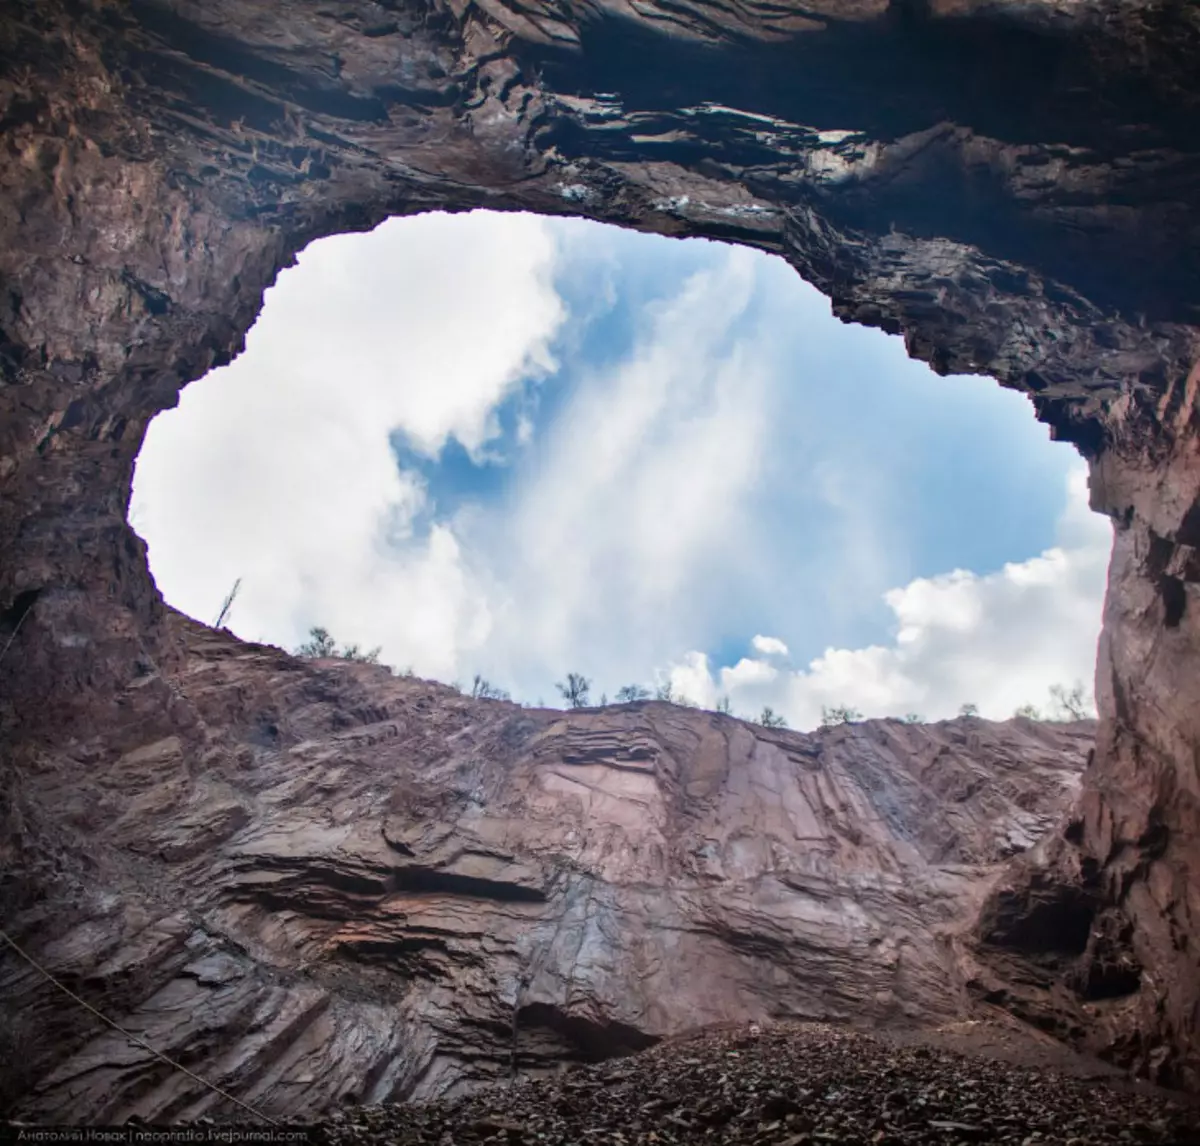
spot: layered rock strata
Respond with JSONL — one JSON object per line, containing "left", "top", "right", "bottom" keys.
{"left": 0, "top": 0, "right": 1198, "bottom": 1101}
{"left": 2, "top": 617, "right": 1092, "bottom": 1120}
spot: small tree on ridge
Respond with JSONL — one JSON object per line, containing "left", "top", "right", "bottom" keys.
{"left": 821, "top": 705, "right": 862, "bottom": 727}
{"left": 616, "top": 684, "right": 651, "bottom": 703}
{"left": 556, "top": 672, "right": 592, "bottom": 709}
{"left": 1049, "top": 682, "right": 1090, "bottom": 721}
{"left": 759, "top": 706, "right": 787, "bottom": 729}
{"left": 295, "top": 626, "right": 381, "bottom": 664}
{"left": 470, "top": 674, "right": 511, "bottom": 701}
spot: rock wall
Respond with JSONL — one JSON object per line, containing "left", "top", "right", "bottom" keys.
{"left": 1, "top": 0, "right": 1198, "bottom": 1109}
{"left": 966, "top": 409, "right": 1200, "bottom": 1086}
{"left": 3, "top": 616, "right": 1093, "bottom": 1120}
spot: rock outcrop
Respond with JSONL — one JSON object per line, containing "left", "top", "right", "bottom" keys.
{"left": 1, "top": 0, "right": 1199, "bottom": 1107}
{"left": 2, "top": 616, "right": 1094, "bottom": 1120}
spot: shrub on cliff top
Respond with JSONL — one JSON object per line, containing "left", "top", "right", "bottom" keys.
{"left": 556, "top": 672, "right": 592, "bottom": 708}
{"left": 295, "top": 625, "right": 381, "bottom": 664}
{"left": 820, "top": 705, "right": 862, "bottom": 726}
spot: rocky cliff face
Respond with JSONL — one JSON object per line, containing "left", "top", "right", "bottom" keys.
{"left": 2, "top": 616, "right": 1093, "bottom": 1120}
{"left": 1, "top": 0, "right": 1198, "bottom": 1108}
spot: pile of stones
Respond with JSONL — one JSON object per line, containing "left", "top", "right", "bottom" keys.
{"left": 311, "top": 1022, "right": 1199, "bottom": 1145}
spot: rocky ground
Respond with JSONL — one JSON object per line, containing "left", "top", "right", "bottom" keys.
{"left": 312, "top": 1022, "right": 1200, "bottom": 1146}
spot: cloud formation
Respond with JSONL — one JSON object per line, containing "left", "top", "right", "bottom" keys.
{"left": 474, "top": 244, "right": 772, "bottom": 690}
{"left": 664, "top": 465, "right": 1110, "bottom": 727}
{"left": 130, "top": 211, "right": 563, "bottom": 677}
{"left": 130, "top": 210, "right": 1108, "bottom": 720}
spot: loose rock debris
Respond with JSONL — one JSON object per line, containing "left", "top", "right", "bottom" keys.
{"left": 313, "top": 1023, "right": 1199, "bottom": 1145}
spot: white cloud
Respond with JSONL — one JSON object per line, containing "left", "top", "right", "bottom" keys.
{"left": 131, "top": 216, "right": 774, "bottom": 690}
{"left": 130, "top": 211, "right": 1107, "bottom": 719}
{"left": 750, "top": 635, "right": 790, "bottom": 658}
{"left": 478, "top": 245, "right": 772, "bottom": 687}
{"left": 663, "top": 651, "right": 721, "bottom": 707}
{"left": 667, "top": 465, "right": 1110, "bottom": 729}
{"left": 130, "top": 211, "right": 564, "bottom": 665}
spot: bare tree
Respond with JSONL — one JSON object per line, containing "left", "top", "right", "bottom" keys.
{"left": 295, "top": 626, "right": 380, "bottom": 663}
{"left": 339, "top": 643, "right": 382, "bottom": 664}
{"left": 821, "top": 705, "right": 862, "bottom": 726}
{"left": 556, "top": 672, "right": 592, "bottom": 708}
{"left": 654, "top": 681, "right": 676, "bottom": 703}
{"left": 296, "top": 626, "right": 337, "bottom": 658}
{"left": 759, "top": 706, "right": 788, "bottom": 728}
{"left": 716, "top": 696, "right": 733, "bottom": 715}
{"left": 1048, "top": 682, "right": 1090, "bottom": 720}
{"left": 470, "top": 674, "right": 511, "bottom": 701}
{"left": 1014, "top": 703, "right": 1041, "bottom": 719}
{"left": 616, "top": 684, "right": 650, "bottom": 703}
{"left": 213, "top": 577, "right": 242, "bottom": 629}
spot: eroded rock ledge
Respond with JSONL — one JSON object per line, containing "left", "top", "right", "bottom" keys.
{"left": 1, "top": 0, "right": 1199, "bottom": 1108}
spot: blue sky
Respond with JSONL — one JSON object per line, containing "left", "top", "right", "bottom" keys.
{"left": 129, "top": 211, "right": 1110, "bottom": 727}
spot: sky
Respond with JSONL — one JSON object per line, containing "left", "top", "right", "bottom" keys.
{"left": 129, "top": 210, "right": 1112, "bottom": 729}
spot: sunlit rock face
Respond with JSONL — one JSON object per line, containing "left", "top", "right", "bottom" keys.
{"left": 1, "top": 0, "right": 1199, "bottom": 1109}
{"left": 3, "top": 617, "right": 1094, "bottom": 1120}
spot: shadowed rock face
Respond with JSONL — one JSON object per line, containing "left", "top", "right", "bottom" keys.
{"left": 3, "top": 618, "right": 1094, "bottom": 1120}
{"left": 0, "top": 0, "right": 1199, "bottom": 1110}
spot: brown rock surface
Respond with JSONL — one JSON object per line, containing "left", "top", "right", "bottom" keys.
{"left": 3, "top": 618, "right": 1092, "bottom": 1120}
{"left": 1, "top": 0, "right": 1199, "bottom": 1109}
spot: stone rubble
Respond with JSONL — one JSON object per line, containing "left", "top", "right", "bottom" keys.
{"left": 310, "top": 1023, "right": 1200, "bottom": 1146}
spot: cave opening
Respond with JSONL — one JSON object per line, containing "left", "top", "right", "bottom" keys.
{"left": 127, "top": 209, "right": 1108, "bottom": 731}
{"left": 1, "top": 0, "right": 1198, "bottom": 1116}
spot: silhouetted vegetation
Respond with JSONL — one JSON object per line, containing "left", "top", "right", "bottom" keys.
{"left": 1009, "top": 681, "right": 1092, "bottom": 722}
{"left": 213, "top": 577, "right": 242, "bottom": 629}
{"left": 295, "top": 626, "right": 381, "bottom": 664}
{"left": 616, "top": 684, "right": 650, "bottom": 703}
{"left": 469, "top": 674, "right": 511, "bottom": 701}
{"left": 959, "top": 703, "right": 980, "bottom": 717}
{"left": 821, "top": 705, "right": 862, "bottom": 727}
{"left": 758, "top": 706, "right": 787, "bottom": 729}
{"left": 1049, "top": 681, "right": 1090, "bottom": 720}
{"left": 556, "top": 672, "right": 592, "bottom": 708}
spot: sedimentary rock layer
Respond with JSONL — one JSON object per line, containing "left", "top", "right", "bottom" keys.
{"left": 0, "top": 0, "right": 1198, "bottom": 1100}
{"left": 2, "top": 617, "right": 1091, "bottom": 1120}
